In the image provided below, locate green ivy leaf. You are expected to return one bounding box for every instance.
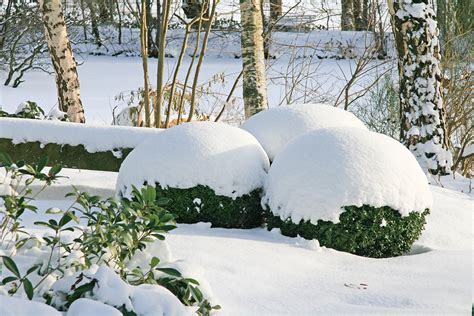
[156,268,182,278]
[23,278,34,300]
[1,276,18,284]
[2,256,20,278]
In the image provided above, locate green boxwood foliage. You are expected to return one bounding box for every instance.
[265,205,429,258]
[0,139,131,172]
[154,184,264,229]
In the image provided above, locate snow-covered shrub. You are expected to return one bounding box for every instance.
[117,121,270,228]
[240,103,367,161]
[263,127,432,258]
[52,266,190,316]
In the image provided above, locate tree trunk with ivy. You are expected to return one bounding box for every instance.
[240,0,268,118]
[388,0,451,175]
[39,0,85,123]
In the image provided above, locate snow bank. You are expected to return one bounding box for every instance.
[263,127,432,223]
[117,121,269,198]
[0,295,61,316]
[0,118,161,153]
[240,104,367,160]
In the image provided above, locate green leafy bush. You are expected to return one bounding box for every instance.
[0,151,219,315]
[154,184,264,228]
[265,205,429,258]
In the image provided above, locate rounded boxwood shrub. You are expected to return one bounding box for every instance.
[266,205,429,258]
[240,103,367,161]
[263,127,432,258]
[155,184,263,228]
[116,122,269,228]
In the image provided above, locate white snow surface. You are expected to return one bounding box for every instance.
[0,295,62,316]
[240,103,368,160]
[116,121,270,198]
[264,127,433,223]
[4,168,471,315]
[67,298,122,316]
[0,117,161,153]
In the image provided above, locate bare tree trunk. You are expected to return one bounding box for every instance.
[155,0,172,127]
[353,0,364,30]
[0,0,14,51]
[388,0,451,175]
[187,0,217,122]
[85,0,102,47]
[140,0,151,127]
[341,0,354,30]
[240,0,268,118]
[115,0,123,45]
[155,0,161,52]
[269,0,282,22]
[145,0,156,57]
[39,0,85,123]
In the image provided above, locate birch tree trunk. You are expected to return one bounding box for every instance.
[341,0,355,30]
[388,0,451,175]
[39,0,85,123]
[240,0,268,118]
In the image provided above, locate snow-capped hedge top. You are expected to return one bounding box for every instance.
[263,127,432,224]
[240,104,367,160]
[0,118,161,153]
[116,122,270,198]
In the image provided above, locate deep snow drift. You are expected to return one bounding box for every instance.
[241,104,368,160]
[116,121,269,199]
[263,127,432,223]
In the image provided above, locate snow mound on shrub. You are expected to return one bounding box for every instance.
[263,127,432,224]
[0,295,61,316]
[116,122,269,198]
[126,239,171,271]
[240,103,367,160]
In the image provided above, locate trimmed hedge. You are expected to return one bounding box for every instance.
[0,138,131,172]
[265,205,429,258]
[154,184,264,228]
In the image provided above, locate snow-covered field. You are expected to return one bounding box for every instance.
[18,168,473,315]
[0,53,391,125]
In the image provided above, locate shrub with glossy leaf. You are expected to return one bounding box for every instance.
[266,205,429,258]
[155,184,264,228]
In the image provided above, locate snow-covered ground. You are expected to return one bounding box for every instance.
[17,168,473,315]
[0,54,392,125]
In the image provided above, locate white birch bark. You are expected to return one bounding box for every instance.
[39,0,85,123]
[240,0,268,118]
